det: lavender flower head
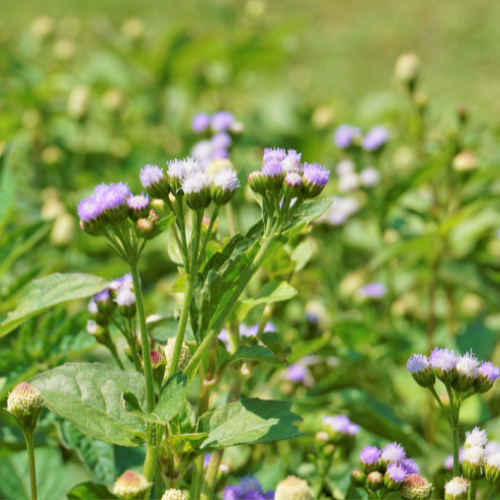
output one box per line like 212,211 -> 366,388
239,475 -> 263,494
211,111 -> 234,132
445,447 -> 463,470
263,147 -> 287,164
429,348 -> 457,383
479,361 -> 500,383
360,446 -> 381,467
285,364 -> 308,383
192,113 -> 211,133
357,282 -> 387,299
128,193 -> 149,211
211,132 -> 232,150
140,165 -> 164,188
282,149 -> 303,174
223,485 -> 244,500
214,169 -> 240,192
303,163 -> 329,188
347,423 -> 360,435
95,182 -> 131,211
401,458 -> 419,475
334,124 -> 361,149
362,126 -> 390,151
261,159 -> 284,179
385,463 -> 407,483
406,354 -> 430,374
323,415 -> 356,435
94,289 -> 110,303
77,196 -> 103,222
115,287 -> 136,307
244,491 -> 265,500
381,442 -> 406,464
486,442 -> 500,456
456,351 -> 479,379
88,299 -> 98,315
212,148 -> 230,160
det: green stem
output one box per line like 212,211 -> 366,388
184,226 -> 278,381
126,317 -> 142,373
190,455 -> 204,499
484,483 -> 495,500
428,386 -> 452,424
225,201 -> 237,235
256,304 -> 273,339
24,430 -> 37,500
446,383 -> 461,477
198,206 -> 220,266
175,197 -> 190,273
468,479 -> 477,500
143,444 -> 161,500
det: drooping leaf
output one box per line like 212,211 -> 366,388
0,274 -> 109,338
197,398 -> 303,449
66,482 -> 117,500
30,363 -> 146,447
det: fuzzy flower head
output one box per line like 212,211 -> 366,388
407,354 -> 436,388
192,113 -> 211,133
486,442 -> 500,457
485,453 -> 500,484
77,196 -> 103,223
360,446 -> 381,473
454,351 -> 479,392
223,485 -> 243,500
475,361 -> 500,393
402,458 -> 419,475
381,442 -> 406,465
213,168 -> 240,205
161,488 -> 187,500
282,149 -> 303,174
386,463 -> 407,483
285,364 -> 309,383
95,182 -> 131,214
211,132 -> 232,150
88,299 -> 98,315
400,474 -> 433,500
275,476 -> 313,500
239,475 -> 263,494
112,470 -> 151,499
334,124 -> 362,149
263,147 -> 287,164
462,445 -> 485,480
302,163 -> 329,198
115,287 -> 136,318
323,415 -> 351,434
7,382 -> 44,418
362,126 -> 390,151
182,170 -> 212,210
128,193 -> 150,220
140,165 -> 170,199
429,348 -> 458,384
444,477 -> 468,500
465,427 -> 488,448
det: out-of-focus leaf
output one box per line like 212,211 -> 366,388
66,482 -> 117,500
0,154 -> 15,236
243,280 -> 297,305
291,238 -> 315,272
222,337 -> 287,367
0,274 -> 109,338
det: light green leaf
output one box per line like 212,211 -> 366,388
0,448 -> 66,500
243,280 -> 297,305
283,197 -> 334,240
197,398 -> 303,449
0,273 -> 109,338
67,482 -> 117,500
167,231 -> 184,265
122,392 -> 163,424
222,340 -> 286,367
154,372 -> 190,423
291,238 -> 315,272
172,273 -> 187,293
30,363 -> 146,447
170,401 -> 197,436
0,153 -> 15,236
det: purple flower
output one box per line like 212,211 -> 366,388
334,124 -> 361,149
140,165 -> 164,188
263,147 -> 287,163
192,113 -> 211,133
323,415 -> 352,433
386,463 -> 407,483
244,491 -> 265,500
204,453 -> 211,467
211,148 -> 230,159
241,322 -> 275,337
212,132 -> 232,149
95,182 -> 131,212
360,446 -> 381,466
224,485 -> 244,500
429,348 -> 457,372
285,364 -> 308,383
212,111 -> 234,132
77,196 -> 103,222
407,354 -> 430,374
362,126 -> 390,151
264,493 -> 275,500
401,458 -> 419,475
358,282 -> 387,299
94,289 -> 110,303
303,163 -> 330,187
479,361 -> 500,382
239,475 -> 263,494
261,159 -> 284,178
444,447 -> 463,470
128,193 -> 149,211
381,443 -> 406,464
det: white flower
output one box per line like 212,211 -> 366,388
457,352 -> 479,379
322,196 -> 359,226
360,167 -> 380,187
486,442 -> 500,456
88,300 -> 98,315
465,427 -> 488,448
115,287 -> 136,307
463,445 -> 485,466
182,171 -> 212,195
167,159 -> 187,180
86,320 -> 98,335
184,156 -> 205,176
487,453 -> 500,469
282,156 -> 303,174
214,168 -> 240,191
336,159 -> 355,176
444,477 -> 468,498
338,172 -> 359,193
191,141 -> 214,162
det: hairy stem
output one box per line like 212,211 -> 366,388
25,430 -> 37,500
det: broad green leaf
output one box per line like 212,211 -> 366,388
58,421 -> 115,486
197,398 -> 303,449
66,482 -> 117,500
243,280 -> 297,305
122,392 -> 163,424
156,213 -> 176,232
283,197 -> 334,240
0,273 -> 109,338
262,248 -> 295,278
30,363 -> 146,447
0,447 -> 66,500
170,401 -> 197,436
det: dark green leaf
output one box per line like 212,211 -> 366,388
154,372 -> 190,423
66,481 -> 117,500
222,337 -> 286,367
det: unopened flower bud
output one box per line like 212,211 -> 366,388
149,350 -> 165,370
474,361 -> 500,393
248,171 -> 266,194
283,173 -> 303,199
444,477 -> 468,500
163,338 -> 191,376
275,475 -> 313,500
452,151 -> 478,172
302,163 -> 329,199
128,193 -> 150,221
395,53 -> 421,91
462,445 -> 485,480
112,470 -> 151,499
161,489 -> 187,500
136,218 -> 155,240
383,464 -> 406,492
453,352 -> 478,393
485,453 -> 500,485
315,431 -> 330,445
182,171 -> 212,211
86,320 -> 109,344
366,471 -> 383,491
350,469 -> 366,488
400,474 -> 433,500
115,287 -> 137,317
406,354 -> 436,388
212,168 -> 240,205
360,446 -> 381,474
7,383 -> 45,433
140,165 -> 170,199
429,348 -> 457,385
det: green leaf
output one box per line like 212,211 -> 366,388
30,363 -> 146,447
172,273 -> 187,292
66,482 -> 117,500
222,337 -> 287,367
0,447 -> 66,500
0,152 -> 15,236
0,273 -> 109,338
291,238 -> 315,272
283,197 -> 334,240
156,213 -> 176,232
197,398 -> 303,449
154,372 -> 190,423
170,401 -> 197,436
58,421 -> 115,486
243,280 -> 297,305
122,392 -> 162,424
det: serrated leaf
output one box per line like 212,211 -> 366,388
30,363 -> 146,447
66,482 -> 117,500
0,274 -> 109,338
243,280 -> 297,305
197,398 -> 303,449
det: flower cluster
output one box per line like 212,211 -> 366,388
222,474 -> 274,500
334,124 -> 390,152
321,415 -> 360,448
351,442 -> 430,497
218,322 -> 276,350
407,349 -> 499,394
